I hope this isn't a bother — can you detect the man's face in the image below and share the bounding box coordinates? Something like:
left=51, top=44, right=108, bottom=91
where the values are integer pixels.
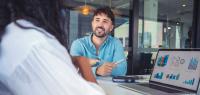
left=92, top=13, right=114, bottom=38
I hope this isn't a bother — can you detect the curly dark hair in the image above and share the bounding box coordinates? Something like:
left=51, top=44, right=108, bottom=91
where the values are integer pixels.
left=0, top=0, right=10, bottom=39
left=0, top=0, right=67, bottom=46
left=93, top=6, right=115, bottom=25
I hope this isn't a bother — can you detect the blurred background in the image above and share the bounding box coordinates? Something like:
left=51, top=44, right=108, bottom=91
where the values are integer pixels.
left=61, top=0, right=200, bottom=75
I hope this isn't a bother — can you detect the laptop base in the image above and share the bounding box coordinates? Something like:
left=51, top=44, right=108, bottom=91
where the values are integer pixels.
left=119, top=83, right=194, bottom=95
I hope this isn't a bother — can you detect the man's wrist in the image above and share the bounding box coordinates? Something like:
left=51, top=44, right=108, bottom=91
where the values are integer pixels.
left=95, top=66, right=101, bottom=76
left=92, top=61, right=100, bottom=67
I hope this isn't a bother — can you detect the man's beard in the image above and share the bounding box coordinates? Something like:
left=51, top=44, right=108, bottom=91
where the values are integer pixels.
left=93, top=27, right=108, bottom=38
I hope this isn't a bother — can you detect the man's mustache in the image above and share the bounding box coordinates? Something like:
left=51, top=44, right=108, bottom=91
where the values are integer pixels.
left=95, top=27, right=105, bottom=31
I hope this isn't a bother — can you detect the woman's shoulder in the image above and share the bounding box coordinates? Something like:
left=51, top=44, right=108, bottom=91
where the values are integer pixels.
left=1, top=20, right=56, bottom=59
left=3, top=20, right=54, bottom=46
left=0, top=20, right=58, bottom=71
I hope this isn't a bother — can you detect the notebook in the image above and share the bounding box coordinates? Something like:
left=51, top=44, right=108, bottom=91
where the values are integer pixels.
left=119, top=49, right=200, bottom=95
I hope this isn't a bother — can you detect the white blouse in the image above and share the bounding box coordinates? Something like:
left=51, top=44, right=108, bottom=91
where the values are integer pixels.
left=0, top=20, right=105, bottom=95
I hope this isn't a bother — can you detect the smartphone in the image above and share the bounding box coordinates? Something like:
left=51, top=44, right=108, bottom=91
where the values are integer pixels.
left=112, top=76, right=135, bottom=83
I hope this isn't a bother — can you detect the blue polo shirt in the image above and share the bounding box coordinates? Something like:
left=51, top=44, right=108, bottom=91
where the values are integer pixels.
left=70, top=34, right=127, bottom=76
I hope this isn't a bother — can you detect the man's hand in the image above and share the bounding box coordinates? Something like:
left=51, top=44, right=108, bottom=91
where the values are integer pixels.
left=96, top=63, right=116, bottom=76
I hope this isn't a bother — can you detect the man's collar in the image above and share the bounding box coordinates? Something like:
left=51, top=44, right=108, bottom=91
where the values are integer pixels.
left=88, top=33, right=94, bottom=47
left=89, top=33, right=111, bottom=48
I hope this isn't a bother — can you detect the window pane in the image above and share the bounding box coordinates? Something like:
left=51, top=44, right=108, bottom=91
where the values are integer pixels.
left=138, top=0, right=194, bottom=49
left=114, top=18, right=129, bottom=57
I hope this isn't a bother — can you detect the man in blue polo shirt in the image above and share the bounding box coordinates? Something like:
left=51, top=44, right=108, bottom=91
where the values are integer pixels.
left=70, top=7, right=127, bottom=76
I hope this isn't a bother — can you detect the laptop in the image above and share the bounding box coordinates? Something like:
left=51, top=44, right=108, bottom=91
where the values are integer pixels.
left=119, top=49, right=200, bottom=95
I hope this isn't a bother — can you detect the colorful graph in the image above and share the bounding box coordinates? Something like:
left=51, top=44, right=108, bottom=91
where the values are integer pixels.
left=166, top=73, right=180, bottom=80
left=157, top=55, right=169, bottom=67
left=188, top=57, right=199, bottom=70
left=154, top=72, right=163, bottom=79
left=183, top=78, right=195, bottom=85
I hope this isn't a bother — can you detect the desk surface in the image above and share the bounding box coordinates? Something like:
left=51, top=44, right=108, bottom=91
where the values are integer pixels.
left=97, top=75, right=150, bottom=95
left=97, top=75, right=200, bottom=95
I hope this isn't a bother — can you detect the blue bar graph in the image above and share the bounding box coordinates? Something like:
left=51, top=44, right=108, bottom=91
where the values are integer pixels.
left=154, top=72, right=163, bottom=79
left=188, top=57, right=198, bottom=70
left=166, top=74, right=180, bottom=80
left=157, top=55, right=169, bottom=67
left=183, top=78, right=195, bottom=85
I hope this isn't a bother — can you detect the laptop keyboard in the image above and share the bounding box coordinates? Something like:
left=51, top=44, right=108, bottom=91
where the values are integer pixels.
left=138, top=83, right=182, bottom=93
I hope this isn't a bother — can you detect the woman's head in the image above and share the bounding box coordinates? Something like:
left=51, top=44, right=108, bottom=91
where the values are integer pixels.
left=0, top=0, right=66, bottom=46
left=0, top=0, right=11, bottom=39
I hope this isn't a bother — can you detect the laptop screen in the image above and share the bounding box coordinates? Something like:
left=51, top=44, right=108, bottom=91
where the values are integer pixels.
left=150, top=49, right=200, bottom=91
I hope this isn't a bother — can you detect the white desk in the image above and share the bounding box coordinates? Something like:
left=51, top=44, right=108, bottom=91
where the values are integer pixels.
left=97, top=75, right=150, bottom=95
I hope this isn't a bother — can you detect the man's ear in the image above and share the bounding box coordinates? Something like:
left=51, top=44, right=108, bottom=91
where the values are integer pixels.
left=109, top=24, right=114, bottom=32
left=91, top=20, right=94, bottom=27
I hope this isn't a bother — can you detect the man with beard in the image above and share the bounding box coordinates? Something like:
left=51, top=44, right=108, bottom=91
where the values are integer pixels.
left=70, top=7, right=127, bottom=77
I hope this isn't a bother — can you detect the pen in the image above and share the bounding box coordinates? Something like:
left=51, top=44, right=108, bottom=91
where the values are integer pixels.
left=99, top=58, right=126, bottom=64
left=115, top=59, right=126, bottom=64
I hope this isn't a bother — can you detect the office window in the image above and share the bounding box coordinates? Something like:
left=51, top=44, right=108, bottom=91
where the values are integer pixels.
left=114, top=18, right=129, bottom=55
left=138, top=0, right=194, bottom=50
